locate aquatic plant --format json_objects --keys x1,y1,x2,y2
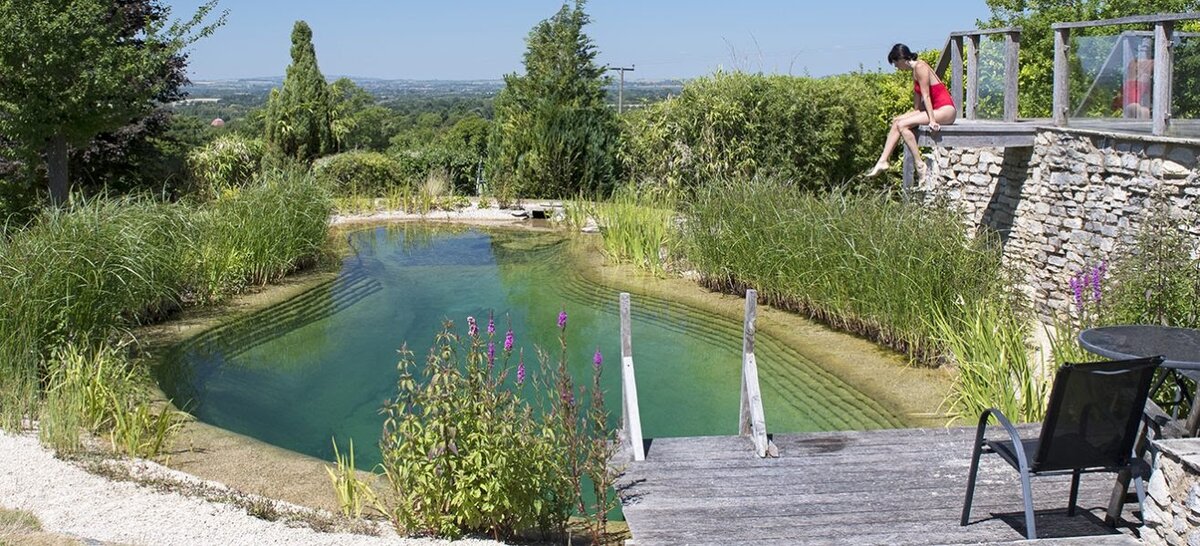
[
  {"x1": 681, "y1": 178, "x2": 1010, "y2": 365},
  {"x1": 376, "y1": 313, "x2": 615, "y2": 541}
]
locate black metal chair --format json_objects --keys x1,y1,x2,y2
[{"x1": 960, "y1": 355, "x2": 1163, "y2": 539}]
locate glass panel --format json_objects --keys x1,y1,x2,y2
[
  {"x1": 1068, "y1": 30, "x2": 1158, "y2": 134},
  {"x1": 973, "y1": 34, "x2": 1007, "y2": 120},
  {"x1": 1172, "y1": 33, "x2": 1200, "y2": 137}
]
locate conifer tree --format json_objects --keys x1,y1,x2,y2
[
  {"x1": 265, "y1": 20, "x2": 334, "y2": 162},
  {"x1": 487, "y1": 0, "x2": 619, "y2": 199}
]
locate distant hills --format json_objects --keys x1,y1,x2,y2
[{"x1": 182, "y1": 77, "x2": 686, "y2": 101}]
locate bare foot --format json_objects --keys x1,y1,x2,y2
[{"x1": 865, "y1": 163, "x2": 889, "y2": 178}]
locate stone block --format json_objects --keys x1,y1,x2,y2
[
  {"x1": 1106, "y1": 153, "x2": 1123, "y2": 169},
  {"x1": 1125, "y1": 154, "x2": 1142, "y2": 170},
  {"x1": 989, "y1": 164, "x2": 1003, "y2": 175},
  {"x1": 1162, "y1": 160, "x2": 1192, "y2": 179},
  {"x1": 1151, "y1": 467, "x2": 1172, "y2": 505},
  {"x1": 979, "y1": 151, "x2": 1000, "y2": 165},
  {"x1": 969, "y1": 173, "x2": 991, "y2": 185},
  {"x1": 960, "y1": 153, "x2": 978, "y2": 166},
  {"x1": 1169, "y1": 146, "x2": 1199, "y2": 167}
]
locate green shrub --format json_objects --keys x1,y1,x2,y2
[
  {"x1": 1101, "y1": 202, "x2": 1200, "y2": 328},
  {"x1": 312, "y1": 151, "x2": 407, "y2": 196},
  {"x1": 621, "y1": 71, "x2": 901, "y2": 194},
  {"x1": 187, "y1": 134, "x2": 264, "y2": 197}
]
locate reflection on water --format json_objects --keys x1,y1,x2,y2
[{"x1": 156, "y1": 224, "x2": 905, "y2": 466}]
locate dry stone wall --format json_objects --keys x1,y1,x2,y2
[
  {"x1": 1143, "y1": 438, "x2": 1200, "y2": 546},
  {"x1": 919, "y1": 128, "x2": 1200, "y2": 319}
]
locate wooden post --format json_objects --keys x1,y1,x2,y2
[
  {"x1": 1153, "y1": 21, "x2": 1174, "y2": 136},
  {"x1": 951, "y1": 36, "x2": 964, "y2": 112},
  {"x1": 1004, "y1": 31, "x2": 1020, "y2": 121},
  {"x1": 619, "y1": 293, "x2": 645, "y2": 462},
  {"x1": 1054, "y1": 28, "x2": 1070, "y2": 127},
  {"x1": 966, "y1": 34, "x2": 980, "y2": 120},
  {"x1": 739, "y1": 290, "x2": 772, "y2": 458}
]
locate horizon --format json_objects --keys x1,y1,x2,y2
[{"x1": 164, "y1": 0, "x2": 993, "y2": 82}]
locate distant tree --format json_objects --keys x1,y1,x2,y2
[
  {"x1": 264, "y1": 21, "x2": 334, "y2": 162},
  {"x1": 329, "y1": 78, "x2": 396, "y2": 152},
  {"x1": 982, "y1": 0, "x2": 1200, "y2": 118},
  {"x1": 487, "y1": 0, "x2": 620, "y2": 200},
  {"x1": 0, "y1": 0, "x2": 224, "y2": 205}
]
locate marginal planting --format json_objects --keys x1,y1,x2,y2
[
  {"x1": 372, "y1": 313, "x2": 616, "y2": 541},
  {"x1": 681, "y1": 179, "x2": 1011, "y2": 365},
  {"x1": 568, "y1": 188, "x2": 676, "y2": 274},
  {"x1": 0, "y1": 172, "x2": 331, "y2": 455}
]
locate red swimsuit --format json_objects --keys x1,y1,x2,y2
[{"x1": 914, "y1": 80, "x2": 955, "y2": 110}]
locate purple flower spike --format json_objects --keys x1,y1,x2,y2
[
  {"x1": 487, "y1": 313, "x2": 495, "y2": 336},
  {"x1": 1070, "y1": 274, "x2": 1084, "y2": 309},
  {"x1": 557, "y1": 309, "x2": 568, "y2": 330},
  {"x1": 516, "y1": 349, "x2": 526, "y2": 385},
  {"x1": 593, "y1": 348, "x2": 603, "y2": 370},
  {"x1": 487, "y1": 341, "x2": 496, "y2": 368},
  {"x1": 504, "y1": 329, "x2": 514, "y2": 352},
  {"x1": 1091, "y1": 266, "x2": 1103, "y2": 302},
  {"x1": 467, "y1": 316, "x2": 478, "y2": 338}
]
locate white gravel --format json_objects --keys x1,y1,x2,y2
[
  {"x1": 0, "y1": 431, "x2": 503, "y2": 546},
  {"x1": 330, "y1": 200, "x2": 566, "y2": 226}
]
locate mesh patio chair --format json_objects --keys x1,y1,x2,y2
[{"x1": 960, "y1": 355, "x2": 1163, "y2": 539}]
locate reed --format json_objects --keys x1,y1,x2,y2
[
  {"x1": 680, "y1": 179, "x2": 1011, "y2": 365},
  {"x1": 324, "y1": 438, "x2": 379, "y2": 519},
  {"x1": 0, "y1": 171, "x2": 332, "y2": 444}
]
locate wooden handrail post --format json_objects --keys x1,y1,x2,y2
[
  {"x1": 1004, "y1": 31, "x2": 1020, "y2": 121},
  {"x1": 1153, "y1": 21, "x2": 1174, "y2": 136},
  {"x1": 966, "y1": 34, "x2": 980, "y2": 119},
  {"x1": 739, "y1": 289, "x2": 773, "y2": 457},
  {"x1": 1054, "y1": 28, "x2": 1070, "y2": 126},
  {"x1": 951, "y1": 36, "x2": 964, "y2": 112},
  {"x1": 619, "y1": 292, "x2": 645, "y2": 462}
]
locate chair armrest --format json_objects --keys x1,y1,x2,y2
[{"x1": 977, "y1": 407, "x2": 1033, "y2": 471}]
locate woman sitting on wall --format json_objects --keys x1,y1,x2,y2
[{"x1": 866, "y1": 43, "x2": 958, "y2": 179}]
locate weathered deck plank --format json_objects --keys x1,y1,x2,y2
[{"x1": 615, "y1": 425, "x2": 1144, "y2": 545}]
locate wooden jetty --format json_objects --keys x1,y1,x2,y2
[{"x1": 611, "y1": 291, "x2": 1143, "y2": 545}]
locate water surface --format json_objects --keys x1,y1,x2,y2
[{"x1": 157, "y1": 224, "x2": 906, "y2": 465}]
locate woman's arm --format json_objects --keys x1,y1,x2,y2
[{"x1": 915, "y1": 61, "x2": 940, "y2": 130}]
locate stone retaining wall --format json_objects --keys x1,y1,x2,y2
[
  {"x1": 920, "y1": 128, "x2": 1200, "y2": 319},
  {"x1": 1143, "y1": 438, "x2": 1200, "y2": 546}
]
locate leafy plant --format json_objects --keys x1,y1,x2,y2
[
  {"x1": 324, "y1": 438, "x2": 380, "y2": 519},
  {"x1": 312, "y1": 151, "x2": 407, "y2": 196},
  {"x1": 377, "y1": 313, "x2": 615, "y2": 541},
  {"x1": 187, "y1": 134, "x2": 264, "y2": 198}
]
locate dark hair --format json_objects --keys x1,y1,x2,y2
[{"x1": 887, "y1": 43, "x2": 918, "y2": 64}]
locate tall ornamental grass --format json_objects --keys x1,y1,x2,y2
[
  {"x1": 681, "y1": 179, "x2": 1011, "y2": 365},
  {"x1": 0, "y1": 172, "x2": 332, "y2": 441},
  {"x1": 566, "y1": 188, "x2": 676, "y2": 274}
]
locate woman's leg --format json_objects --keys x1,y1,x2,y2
[
  {"x1": 873, "y1": 110, "x2": 921, "y2": 168},
  {"x1": 897, "y1": 106, "x2": 957, "y2": 168}
]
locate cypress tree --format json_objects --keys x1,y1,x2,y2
[
  {"x1": 487, "y1": 0, "x2": 620, "y2": 199},
  {"x1": 265, "y1": 20, "x2": 333, "y2": 162}
]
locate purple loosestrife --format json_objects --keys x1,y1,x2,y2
[
  {"x1": 593, "y1": 348, "x2": 603, "y2": 370},
  {"x1": 467, "y1": 316, "x2": 478, "y2": 338},
  {"x1": 516, "y1": 348, "x2": 526, "y2": 385},
  {"x1": 504, "y1": 329, "x2": 514, "y2": 352},
  {"x1": 486, "y1": 312, "x2": 495, "y2": 336},
  {"x1": 1090, "y1": 265, "x2": 1104, "y2": 302},
  {"x1": 487, "y1": 341, "x2": 495, "y2": 368},
  {"x1": 557, "y1": 309, "x2": 568, "y2": 330},
  {"x1": 1080, "y1": 273, "x2": 1089, "y2": 312}
]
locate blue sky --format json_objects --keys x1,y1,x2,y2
[{"x1": 164, "y1": 1, "x2": 993, "y2": 81}]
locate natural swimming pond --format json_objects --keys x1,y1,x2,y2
[{"x1": 156, "y1": 224, "x2": 908, "y2": 466}]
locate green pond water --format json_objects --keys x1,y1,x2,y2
[{"x1": 156, "y1": 224, "x2": 907, "y2": 467}]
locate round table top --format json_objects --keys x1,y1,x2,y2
[{"x1": 1078, "y1": 325, "x2": 1200, "y2": 370}]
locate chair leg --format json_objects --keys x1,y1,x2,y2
[
  {"x1": 961, "y1": 432, "x2": 986, "y2": 526},
  {"x1": 1020, "y1": 467, "x2": 1037, "y2": 539},
  {"x1": 1134, "y1": 473, "x2": 1147, "y2": 520},
  {"x1": 1068, "y1": 469, "x2": 1081, "y2": 517},
  {"x1": 1106, "y1": 468, "x2": 1132, "y2": 526}
]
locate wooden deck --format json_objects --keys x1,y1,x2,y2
[
  {"x1": 914, "y1": 118, "x2": 1200, "y2": 149},
  {"x1": 615, "y1": 425, "x2": 1144, "y2": 545}
]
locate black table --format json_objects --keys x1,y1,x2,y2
[
  {"x1": 1078, "y1": 324, "x2": 1200, "y2": 522},
  {"x1": 1079, "y1": 325, "x2": 1200, "y2": 430}
]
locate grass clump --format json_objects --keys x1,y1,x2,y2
[
  {"x1": 681, "y1": 179, "x2": 1010, "y2": 365},
  {"x1": 573, "y1": 188, "x2": 675, "y2": 274},
  {"x1": 0, "y1": 172, "x2": 332, "y2": 456}
]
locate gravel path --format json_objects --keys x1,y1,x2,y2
[{"x1": 0, "y1": 431, "x2": 502, "y2": 546}]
